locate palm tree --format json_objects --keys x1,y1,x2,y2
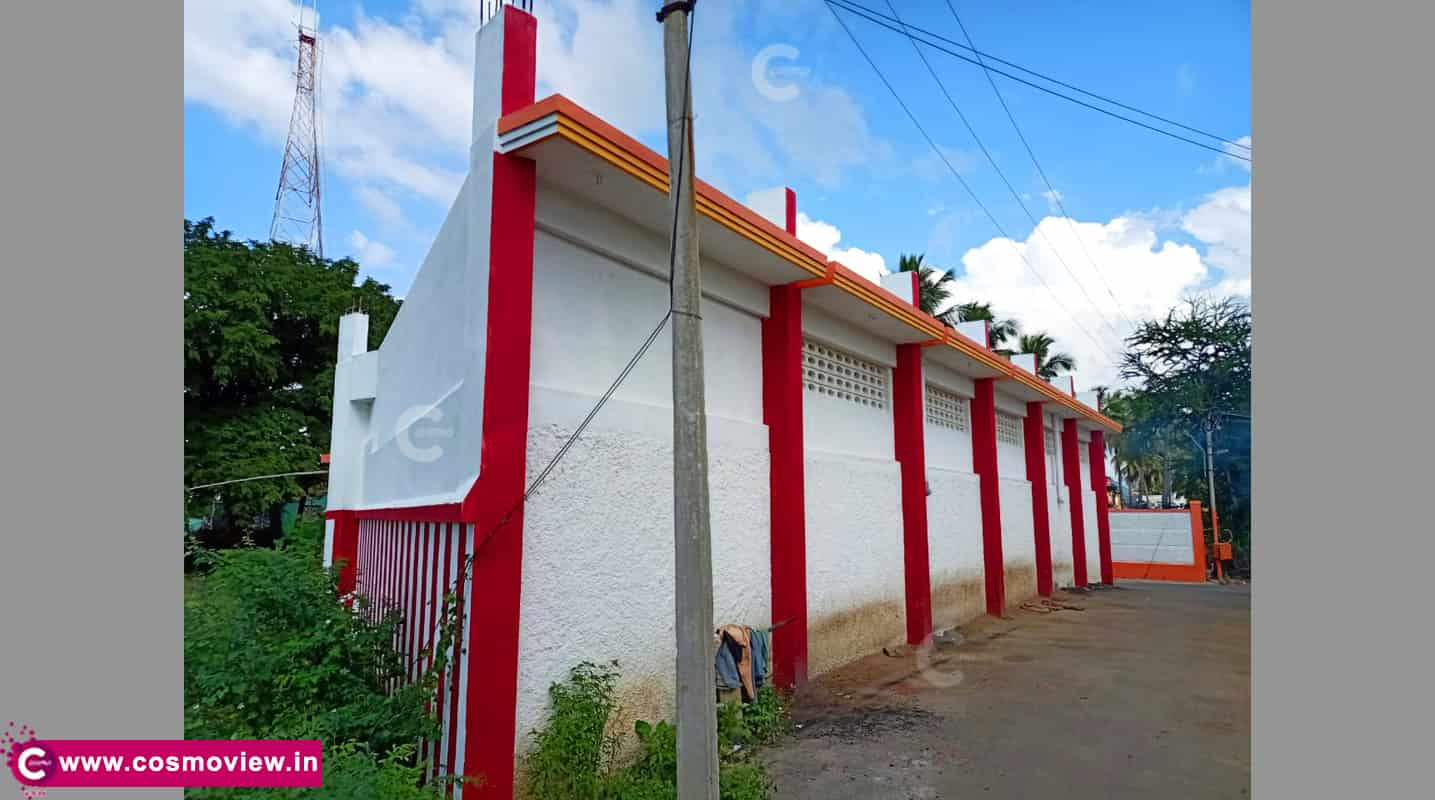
[
  {"x1": 950, "y1": 301, "x2": 1020, "y2": 355},
  {"x1": 897, "y1": 253, "x2": 956, "y2": 318},
  {"x1": 1017, "y1": 332, "x2": 1076, "y2": 380}
]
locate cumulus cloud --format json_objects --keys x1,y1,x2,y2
[
  {"x1": 944, "y1": 177, "x2": 1251, "y2": 388},
  {"x1": 950, "y1": 214, "x2": 1211, "y2": 388},
  {"x1": 184, "y1": 0, "x2": 889, "y2": 242},
  {"x1": 347, "y1": 229, "x2": 396, "y2": 268},
  {"x1": 1201, "y1": 135, "x2": 1252, "y2": 174},
  {"x1": 745, "y1": 186, "x2": 888, "y2": 283},
  {"x1": 1182, "y1": 183, "x2": 1251, "y2": 296}
]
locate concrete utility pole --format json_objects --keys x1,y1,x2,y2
[
  {"x1": 658, "y1": 2, "x2": 720, "y2": 798},
  {"x1": 1205, "y1": 420, "x2": 1224, "y2": 580}
]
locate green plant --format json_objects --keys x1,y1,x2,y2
[
  {"x1": 524, "y1": 661, "x2": 623, "y2": 800},
  {"x1": 184, "y1": 518, "x2": 454, "y2": 798},
  {"x1": 524, "y1": 664, "x2": 787, "y2": 800},
  {"x1": 740, "y1": 687, "x2": 790, "y2": 745}
]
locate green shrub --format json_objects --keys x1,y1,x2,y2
[
  {"x1": 184, "y1": 518, "x2": 451, "y2": 798},
  {"x1": 523, "y1": 663, "x2": 785, "y2": 800}
]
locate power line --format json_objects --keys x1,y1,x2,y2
[
  {"x1": 881, "y1": 0, "x2": 1127, "y2": 350},
  {"x1": 186, "y1": 470, "x2": 328, "y2": 493},
  {"x1": 942, "y1": 0, "x2": 1136, "y2": 328},
  {"x1": 827, "y1": 0, "x2": 1250, "y2": 162},
  {"x1": 821, "y1": 1, "x2": 1119, "y2": 365}
]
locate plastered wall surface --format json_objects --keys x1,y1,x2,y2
[
  {"x1": 925, "y1": 466, "x2": 985, "y2": 630},
  {"x1": 515, "y1": 195, "x2": 771, "y2": 748},
  {"x1": 1110, "y1": 511, "x2": 1194, "y2": 565},
  {"x1": 999, "y1": 477, "x2": 1038, "y2": 604},
  {"x1": 804, "y1": 450, "x2": 906, "y2": 676},
  {"x1": 1049, "y1": 483, "x2": 1074, "y2": 587}
]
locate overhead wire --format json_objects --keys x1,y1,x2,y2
[
  {"x1": 821, "y1": 0, "x2": 1121, "y2": 365},
  {"x1": 942, "y1": 0, "x2": 1137, "y2": 328},
  {"x1": 827, "y1": 0, "x2": 1250, "y2": 162},
  {"x1": 880, "y1": 0, "x2": 1127, "y2": 350}
]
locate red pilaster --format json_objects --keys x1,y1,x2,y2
[
  {"x1": 459, "y1": 7, "x2": 537, "y2": 797},
  {"x1": 971, "y1": 378, "x2": 1005, "y2": 616},
  {"x1": 1089, "y1": 430, "x2": 1114, "y2": 585},
  {"x1": 893, "y1": 344, "x2": 931, "y2": 644},
  {"x1": 1062, "y1": 418, "x2": 1088, "y2": 587},
  {"x1": 784, "y1": 187, "x2": 798, "y2": 236},
  {"x1": 1022, "y1": 403, "x2": 1054, "y2": 597},
  {"x1": 329, "y1": 510, "x2": 360, "y2": 597},
  {"x1": 762, "y1": 284, "x2": 808, "y2": 689}
]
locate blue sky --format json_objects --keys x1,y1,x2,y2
[{"x1": 184, "y1": 0, "x2": 1250, "y2": 385}]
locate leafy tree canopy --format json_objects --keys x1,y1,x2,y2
[
  {"x1": 184, "y1": 218, "x2": 401, "y2": 528},
  {"x1": 1106, "y1": 296, "x2": 1252, "y2": 565}
]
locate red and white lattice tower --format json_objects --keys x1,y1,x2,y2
[{"x1": 270, "y1": 1, "x2": 324, "y2": 258}]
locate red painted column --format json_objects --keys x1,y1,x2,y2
[
  {"x1": 329, "y1": 510, "x2": 360, "y2": 597},
  {"x1": 784, "y1": 187, "x2": 798, "y2": 235},
  {"x1": 892, "y1": 344, "x2": 932, "y2": 644},
  {"x1": 970, "y1": 378, "x2": 1005, "y2": 616},
  {"x1": 1022, "y1": 403, "x2": 1054, "y2": 597},
  {"x1": 1089, "y1": 431, "x2": 1114, "y2": 585},
  {"x1": 1062, "y1": 418, "x2": 1088, "y2": 587},
  {"x1": 762, "y1": 283, "x2": 808, "y2": 689},
  {"x1": 457, "y1": 7, "x2": 537, "y2": 797}
]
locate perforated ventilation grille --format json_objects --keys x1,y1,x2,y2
[
  {"x1": 925, "y1": 384, "x2": 969, "y2": 430},
  {"x1": 997, "y1": 413, "x2": 1023, "y2": 447},
  {"x1": 803, "y1": 340, "x2": 887, "y2": 410}
]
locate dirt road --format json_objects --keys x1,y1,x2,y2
[{"x1": 762, "y1": 581, "x2": 1251, "y2": 799}]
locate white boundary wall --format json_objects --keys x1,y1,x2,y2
[{"x1": 1110, "y1": 512, "x2": 1194, "y2": 565}]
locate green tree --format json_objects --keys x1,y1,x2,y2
[
  {"x1": 1017, "y1": 332, "x2": 1075, "y2": 380},
  {"x1": 896, "y1": 253, "x2": 956, "y2": 318},
  {"x1": 950, "y1": 301, "x2": 1021, "y2": 355},
  {"x1": 184, "y1": 218, "x2": 401, "y2": 539},
  {"x1": 1113, "y1": 297, "x2": 1252, "y2": 564}
]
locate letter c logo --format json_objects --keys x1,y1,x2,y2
[{"x1": 17, "y1": 745, "x2": 50, "y2": 781}]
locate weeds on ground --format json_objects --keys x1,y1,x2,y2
[{"x1": 524, "y1": 663, "x2": 789, "y2": 800}]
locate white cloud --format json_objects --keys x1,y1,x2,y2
[
  {"x1": 355, "y1": 184, "x2": 406, "y2": 229},
  {"x1": 1200, "y1": 135, "x2": 1252, "y2": 174},
  {"x1": 945, "y1": 179, "x2": 1252, "y2": 388},
  {"x1": 184, "y1": 0, "x2": 889, "y2": 246},
  {"x1": 347, "y1": 229, "x2": 396, "y2": 268},
  {"x1": 745, "y1": 186, "x2": 888, "y2": 283},
  {"x1": 1182, "y1": 183, "x2": 1251, "y2": 294},
  {"x1": 950, "y1": 214, "x2": 1212, "y2": 388},
  {"x1": 1040, "y1": 189, "x2": 1064, "y2": 213}
]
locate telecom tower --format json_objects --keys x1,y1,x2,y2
[{"x1": 270, "y1": 1, "x2": 324, "y2": 258}]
